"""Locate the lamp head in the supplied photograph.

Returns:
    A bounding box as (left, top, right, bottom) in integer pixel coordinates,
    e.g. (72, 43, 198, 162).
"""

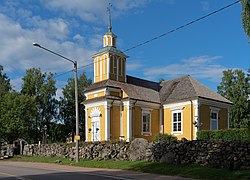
(33, 42, 41, 48)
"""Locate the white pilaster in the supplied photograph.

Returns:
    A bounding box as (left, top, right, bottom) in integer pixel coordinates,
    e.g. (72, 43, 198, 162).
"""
(94, 60, 96, 83)
(105, 102, 111, 141)
(100, 58, 102, 81)
(120, 103, 123, 137)
(85, 107, 88, 142)
(126, 101, 133, 141)
(193, 99, 199, 140)
(107, 56, 110, 79)
(96, 58, 99, 82)
(159, 107, 163, 134)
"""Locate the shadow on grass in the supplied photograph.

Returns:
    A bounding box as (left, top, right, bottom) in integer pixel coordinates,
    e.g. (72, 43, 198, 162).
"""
(126, 161, 250, 180)
(7, 156, 250, 180)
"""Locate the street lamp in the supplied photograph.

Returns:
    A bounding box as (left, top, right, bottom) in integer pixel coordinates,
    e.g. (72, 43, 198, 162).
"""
(33, 42, 80, 162)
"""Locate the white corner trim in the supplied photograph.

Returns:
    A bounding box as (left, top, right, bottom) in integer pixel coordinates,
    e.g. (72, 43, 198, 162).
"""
(107, 56, 110, 79)
(124, 101, 133, 141)
(163, 100, 196, 109)
(85, 107, 88, 142)
(159, 107, 163, 134)
(105, 102, 111, 141)
(94, 59, 96, 82)
(193, 99, 199, 139)
(100, 57, 103, 81)
(199, 98, 232, 109)
(170, 106, 184, 111)
(84, 88, 106, 97)
(84, 100, 107, 109)
(120, 104, 123, 137)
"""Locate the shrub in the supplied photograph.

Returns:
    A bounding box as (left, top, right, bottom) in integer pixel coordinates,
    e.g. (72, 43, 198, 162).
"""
(197, 128, 250, 141)
(154, 133, 177, 142)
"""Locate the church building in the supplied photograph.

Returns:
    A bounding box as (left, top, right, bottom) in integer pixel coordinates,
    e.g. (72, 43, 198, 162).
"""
(83, 6, 232, 142)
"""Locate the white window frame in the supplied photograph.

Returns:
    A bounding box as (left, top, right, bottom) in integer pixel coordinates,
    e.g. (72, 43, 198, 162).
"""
(210, 107, 220, 131)
(210, 111, 219, 130)
(141, 109, 151, 135)
(172, 110, 183, 134)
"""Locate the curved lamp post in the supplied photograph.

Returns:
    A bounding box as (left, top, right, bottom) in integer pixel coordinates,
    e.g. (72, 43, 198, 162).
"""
(33, 43, 79, 162)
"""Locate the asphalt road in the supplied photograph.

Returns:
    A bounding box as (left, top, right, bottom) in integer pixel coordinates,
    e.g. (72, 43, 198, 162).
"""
(0, 161, 193, 180)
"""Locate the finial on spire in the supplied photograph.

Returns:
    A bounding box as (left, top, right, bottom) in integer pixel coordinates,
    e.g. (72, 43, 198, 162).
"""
(107, 2, 112, 32)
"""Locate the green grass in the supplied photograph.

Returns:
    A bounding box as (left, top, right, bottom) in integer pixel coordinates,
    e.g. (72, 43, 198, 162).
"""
(7, 156, 250, 180)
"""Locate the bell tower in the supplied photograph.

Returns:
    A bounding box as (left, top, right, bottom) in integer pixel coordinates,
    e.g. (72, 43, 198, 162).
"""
(93, 3, 128, 83)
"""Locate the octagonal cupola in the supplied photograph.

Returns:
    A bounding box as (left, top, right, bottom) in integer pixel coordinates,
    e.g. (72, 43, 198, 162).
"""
(103, 4, 117, 48)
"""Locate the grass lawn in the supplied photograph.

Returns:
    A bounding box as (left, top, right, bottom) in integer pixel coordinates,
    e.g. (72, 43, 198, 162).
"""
(6, 156, 250, 180)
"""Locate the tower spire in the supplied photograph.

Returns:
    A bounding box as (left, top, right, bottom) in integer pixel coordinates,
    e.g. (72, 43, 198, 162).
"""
(107, 2, 112, 32)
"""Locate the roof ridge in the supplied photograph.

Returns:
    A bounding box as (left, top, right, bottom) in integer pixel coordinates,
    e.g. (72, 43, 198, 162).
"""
(187, 75, 199, 97)
(187, 76, 232, 104)
(161, 75, 190, 83)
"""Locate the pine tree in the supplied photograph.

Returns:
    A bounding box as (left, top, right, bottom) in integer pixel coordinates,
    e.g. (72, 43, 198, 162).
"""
(241, 0, 250, 39)
(218, 69, 250, 128)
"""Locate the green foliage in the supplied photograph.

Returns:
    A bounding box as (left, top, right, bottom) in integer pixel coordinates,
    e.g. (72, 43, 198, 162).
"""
(49, 123, 68, 143)
(217, 68, 250, 128)
(241, 0, 250, 39)
(197, 129, 250, 141)
(0, 65, 11, 97)
(0, 92, 37, 143)
(21, 68, 57, 143)
(153, 133, 177, 142)
(59, 72, 91, 141)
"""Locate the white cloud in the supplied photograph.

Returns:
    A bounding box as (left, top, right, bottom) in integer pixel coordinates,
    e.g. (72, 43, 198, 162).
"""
(127, 63, 143, 72)
(0, 13, 95, 75)
(44, 0, 149, 22)
(27, 16, 69, 40)
(73, 34, 85, 44)
(88, 34, 103, 49)
(143, 56, 227, 82)
(10, 77, 23, 91)
(56, 88, 63, 100)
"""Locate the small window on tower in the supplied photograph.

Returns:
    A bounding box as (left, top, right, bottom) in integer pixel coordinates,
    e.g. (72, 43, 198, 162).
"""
(113, 38, 116, 47)
(113, 57, 117, 74)
(110, 56, 114, 74)
(122, 58, 125, 76)
(108, 36, 111, 46)
(119, 58, 122, 76)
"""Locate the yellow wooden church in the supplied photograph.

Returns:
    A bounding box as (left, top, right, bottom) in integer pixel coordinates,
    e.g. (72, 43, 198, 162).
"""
(83, 8, 232, 142)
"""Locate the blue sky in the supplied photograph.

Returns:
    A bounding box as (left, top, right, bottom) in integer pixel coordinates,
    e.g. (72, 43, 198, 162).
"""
(0, 0, 249, 98)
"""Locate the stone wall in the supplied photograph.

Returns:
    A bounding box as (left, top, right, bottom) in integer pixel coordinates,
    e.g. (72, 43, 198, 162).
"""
(22, 138, 250, 170)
